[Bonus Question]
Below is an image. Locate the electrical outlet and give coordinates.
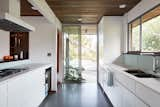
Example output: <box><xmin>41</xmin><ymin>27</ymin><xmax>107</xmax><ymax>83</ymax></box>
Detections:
<box><xmin>47</xmin><ymin>53</ymin><xmax>52</xmax><ymax>57</ymax></box>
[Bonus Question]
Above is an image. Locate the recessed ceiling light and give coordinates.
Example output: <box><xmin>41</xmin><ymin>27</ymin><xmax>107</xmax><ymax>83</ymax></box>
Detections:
<box><xmin>31</xmin><ymin>6</ymin><xmax>38</xmax><ymax>10</ymax></box>
<box><xmin>78</xmin><ymin>18</ymin><xmax>82</xmax><ymax>22</ymax></box>
<box><xmin>119</xmin><ymin>4</ymin><xmax>127</xmax><ymax>9</ymax></box>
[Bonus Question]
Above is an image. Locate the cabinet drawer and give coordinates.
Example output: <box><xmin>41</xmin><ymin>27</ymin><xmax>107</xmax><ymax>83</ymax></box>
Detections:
<box><xmin>135</xmin><ymin>97</ymin><xmax>149</xmax><ymax>107</ymax></box>
<box><xmin>115</xmin><ymin>72</ymin><xmax>136</xmax><ymax>93</ymax></box>
<box><xmin>122</xmin><ymin>82</ymin><xmax>148</xmax><ymax>107</ymax></box>
<box><xmin>136</xmin><ymin>83</ymin><xmax>160</xmax><ymax>107</ymax></box>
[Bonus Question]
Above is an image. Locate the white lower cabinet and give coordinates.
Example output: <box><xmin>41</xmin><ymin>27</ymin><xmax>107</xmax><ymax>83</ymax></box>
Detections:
<box><xmin>103</xmin><ymin>72</ymin><xmax>123</xmax><ymax>107</ymax></box>
<box><xmin>8</xmin><ymin>68</ymin><xmax>46</xmax><ymax>107</ymax></box>
<box><xmin>100</xmin><ymin>66</ymin><xmax>149</xmax><ymax>107</ymax></box>
<box><xmin>109</xmin><ymin>80</ymin><xmax>123</xmax><ymax>107</ymax></box>
<box><xmin>31</xmin><ymin>68</ymin><xmax>46</xmax><ymax>107</ymax></box>
<box><xmin>122</xmin><ymin>82</ymin><xmax>148</xmax><ymax>107</ymax></box>
<box><xmin>135</xmin><ymin>96</ymin><xmax>149</xmax><ymax>107</ymax></box>
<box><xmin>8</xmin><ymin>75</ymin><xmax>27</xmax><ymax>107</ymax></box>
<box><xmin>0</xmin><ymin>81</ymin><xmax>7</xmax><ymax>107</ymax></box>
<box><xmin>136</xmin><ymin>82</ymin><xmax>160</xmax><ymax>107</ymax></box>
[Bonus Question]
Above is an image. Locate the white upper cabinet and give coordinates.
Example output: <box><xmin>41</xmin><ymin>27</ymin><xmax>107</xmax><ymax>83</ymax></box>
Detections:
<box><xmin>98</xmin><ymin>16</ymin><xmax>123</xmax><ymax>64</ymax></box>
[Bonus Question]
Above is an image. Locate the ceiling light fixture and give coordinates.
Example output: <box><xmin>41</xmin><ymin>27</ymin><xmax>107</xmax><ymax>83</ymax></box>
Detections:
<box><xmin>119</xmin><ymin>4</ymin><xmax>127</xmax><ymax>9</ymax></box>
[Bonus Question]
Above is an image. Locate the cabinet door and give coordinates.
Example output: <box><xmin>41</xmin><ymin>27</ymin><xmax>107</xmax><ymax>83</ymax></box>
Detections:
<box><xmin>103</xmin><ymin>77</ymin><xmax>123</xmax><ymax>107</ymax></box>
<box><xmin>123</xmin><ymin>87</ymin><xmax>135</xmax><ymax>107</ymax></box>
<box><xmin>123</xmin><ymin>84</ymin><xmax>149</xmax><ymax>107</ymax></box>
<box><xmin>0</xmin><ymin>82</ymin><xmax>7</xmax><ymax>107</ymax></box>
<box><xmin>135</xmin><ymin>97</ymin><xmax>149</xmax><ymax>107</ymax></box>
<box><xmin>31</xmin><ymin>68</ymin><xmax>45</xmax><ymax>106</ymax></box>
<box><xmin>136</xmin><ymin>82</ymin><xmax>159</xmax><ymax>107</ymax></box>
<box><xmin>8</xmin><ymin>75</ymin><xmax>28</xmax><ymax>107</ymax></box>
<box><xmin>7</xmin><ymin>68</ymin><xmax>46</xmax><ymax>107</ymax></box>
<box><xmin>113</xmin><ymin>80</ymin><xmax>123</xmax><ymax>107</ymax></box>
<box><xmin>8</xmin><ymin>69</ymin><xmax>46</xmax><ymax>107</ymax></box>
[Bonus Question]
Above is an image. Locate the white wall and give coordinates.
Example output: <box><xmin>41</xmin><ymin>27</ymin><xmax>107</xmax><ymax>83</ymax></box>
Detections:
<box><xmin>122</xmin><ymin>0</ymin><xmax>160</xmax><ymax>52</ymax></box>
<box><xmin>22</xmin><ymin>17</ymin><xmax>58</xmax><ymax>65</ymax></box>
<box><xmin>98</xmin><ymin>16</ymin><xmax>123</xmax><ymax>64</ymax></box>
<box><xmin>0</xmin><ymin>16</ymin><xmax>61</xmax><ymax>65</ymax></box>
<box><xmin>0</xmin><ymin>30</ymin><xmax>9</xmax><ymax>59</ymax></box>
<box><xmin>23</xmin><ymin>17</ymin><xmax>64</xmax><ymax>85</ymax></box>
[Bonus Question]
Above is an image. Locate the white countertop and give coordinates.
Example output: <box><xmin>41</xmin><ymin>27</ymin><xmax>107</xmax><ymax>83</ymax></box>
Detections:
<box><xmin>0</xmin><ymin>63</ymin><xmax>53</xmax><ymax>82</ymax></box>
<box><xmin>107</xmin><ymin>63</ymin><xmax>160</xmax><ymax>95</ymax></box>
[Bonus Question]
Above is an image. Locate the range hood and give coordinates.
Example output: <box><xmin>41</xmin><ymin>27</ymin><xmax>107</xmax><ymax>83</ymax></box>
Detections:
<box><xmin>0</xmin><ymin>0</ymin><xmax>35</xmax><ymax>32</ymax></box>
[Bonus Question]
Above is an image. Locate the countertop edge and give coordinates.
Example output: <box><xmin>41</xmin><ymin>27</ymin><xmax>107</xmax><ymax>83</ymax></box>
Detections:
<box><xmin>0</xmin><ymin>63</ymin><xmax>53</xmax><ymax>83</ymax></box>
<box><xmin>105</xmin><ymin>63</ymin><xmax>160</xmax><ymax>95</ymax></box>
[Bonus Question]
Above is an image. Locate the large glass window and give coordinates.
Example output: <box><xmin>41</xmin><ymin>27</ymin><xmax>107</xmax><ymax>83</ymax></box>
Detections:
<box><xmin>129</xmin><ymin>19</ymin><xmax>141</xmax><ymax>51</ymax></box>
<box><xmin>128</xmin><ymin>5</ymin><xmax>160</xmax><ymax>53</ymax></box>
<box><xmin>142</xmin><ymin>6</ymin><xmax>160</xmax><ymax>52</ymax></box>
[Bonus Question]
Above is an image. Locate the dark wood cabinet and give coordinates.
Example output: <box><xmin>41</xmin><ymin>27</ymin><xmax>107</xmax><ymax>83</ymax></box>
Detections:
<box><xmin>10</xmin><ymin>32</ymin><xmax>29</xmax><ymax>60</ymax></box>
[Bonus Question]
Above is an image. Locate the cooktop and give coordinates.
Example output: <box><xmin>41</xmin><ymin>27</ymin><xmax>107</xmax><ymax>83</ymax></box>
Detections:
<box><xmin>0</xmin><ymin>68</ymin><xmax>28</xmax><ymax>78</ymax></box>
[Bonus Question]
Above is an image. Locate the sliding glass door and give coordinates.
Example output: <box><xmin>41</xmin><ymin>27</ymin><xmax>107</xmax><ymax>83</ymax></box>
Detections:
<box><xmin>63</xmin><ymin>25</ymin><xmax>82</xmax><ymax>81</ymax></box>
<box><xmin>81</xmin><ymin>25</ymin><xmax>97</xmax><ymax>82</ymax></box>
<box><xmin>63</xmin><ymin>25</ymin><xmax>97</xmax><ymax>82</ymax></box>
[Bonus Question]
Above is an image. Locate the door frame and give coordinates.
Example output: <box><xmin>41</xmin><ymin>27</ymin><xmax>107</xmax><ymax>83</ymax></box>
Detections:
<box><xmin>62</xmin><ymin>24</ymin><xmax>98</xmax><ymax>82</ymax></box>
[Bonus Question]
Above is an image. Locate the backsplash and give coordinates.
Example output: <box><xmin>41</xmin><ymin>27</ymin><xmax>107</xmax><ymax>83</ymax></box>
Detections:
<box><xmin>123</xmin><ymin>54</ymin><xmax>160</xmax><ymax>74</ymax></box>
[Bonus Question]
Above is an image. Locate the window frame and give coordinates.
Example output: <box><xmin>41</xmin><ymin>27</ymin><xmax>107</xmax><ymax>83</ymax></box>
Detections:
<box><xmin>127</xmin><ymin>4</ymin><xmax>160</xmax><ymax>54</ymax></box>
<box><xmin>128</xmin><ymin>18</ymin><xmax>141</xmax><ymax>52</ymax></box>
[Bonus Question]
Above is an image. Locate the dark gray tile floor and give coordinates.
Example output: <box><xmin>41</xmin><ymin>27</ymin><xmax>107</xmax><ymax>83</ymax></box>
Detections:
<box><xmin>39</xmin><ymin>83</ymin><xmax>113</xmax><ymax>107</ymax></box>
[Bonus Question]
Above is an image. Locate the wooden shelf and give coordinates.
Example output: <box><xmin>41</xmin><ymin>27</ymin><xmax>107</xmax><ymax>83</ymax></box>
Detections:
<box><xmin>10</xmin><ymin>32</ymin><xmax>29</xmax><ymax>60</ymax></box>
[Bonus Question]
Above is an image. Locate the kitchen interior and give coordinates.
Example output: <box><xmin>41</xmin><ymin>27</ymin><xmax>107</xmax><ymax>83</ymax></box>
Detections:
<box><xmin>0</xmin><ymin>0</ymin><xmax>160</xmax><ymax>107</ymax></box>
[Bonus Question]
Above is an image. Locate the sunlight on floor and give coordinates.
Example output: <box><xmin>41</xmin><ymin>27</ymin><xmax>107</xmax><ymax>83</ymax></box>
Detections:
<box><xmin>82</xmin><ymin>70</ymin><xmax>97</xmax><ymax>83</ymax></box>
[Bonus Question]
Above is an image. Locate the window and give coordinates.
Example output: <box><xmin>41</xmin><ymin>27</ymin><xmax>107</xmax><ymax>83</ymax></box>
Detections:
<box><xmin>128</xmin><ymin>5</ymin><xmax>160</xmax><ymax>53</ymax></box>
<box><xmin>142</xmin><ymin>6</ymin><xmax>160</xmax><ymax>52</ymax></box>
<box><xmin>129</xmin><ymin>19</ymin><xmax>141</xmax><ymax>51</ymax></box>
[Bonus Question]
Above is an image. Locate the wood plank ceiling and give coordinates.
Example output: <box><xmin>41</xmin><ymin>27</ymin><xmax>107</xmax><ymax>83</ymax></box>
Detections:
<box><xmin>21</xmin><ymin>0</ymin><xmax>141</xmax><ymax>24</ymax></box>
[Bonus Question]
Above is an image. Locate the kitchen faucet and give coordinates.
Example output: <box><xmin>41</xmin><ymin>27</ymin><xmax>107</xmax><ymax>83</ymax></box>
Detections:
<box><xmin>153</xmin><ymin>56</ymin><xmax>160</xmax><ymax>73</ymax></box>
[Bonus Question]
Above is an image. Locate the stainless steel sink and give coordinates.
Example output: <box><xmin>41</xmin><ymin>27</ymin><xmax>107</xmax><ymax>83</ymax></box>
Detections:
<box><xmin>125</xmin><ymin>69</ymin><xmax>145</xmax><ymax>74</ymax></box>
<box><xmin>125</xmin><ymin>69</ymin><xmax>159</xmax><ymax>78</ymax></box>
<box><xmin>134</xmin><ymin>73</ymin><xmax>159</xmax><ymax>78</ymax></box>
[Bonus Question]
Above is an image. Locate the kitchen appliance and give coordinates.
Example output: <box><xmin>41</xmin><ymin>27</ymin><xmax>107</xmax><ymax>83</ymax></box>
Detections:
<box><xmin>45</xmin><ymin>67</ymin><xmax>51</xmax><ymax>96</ymax></box>
<box><xmin>0</xmin><ymin>68</ymin><xmax>28</xmax><ymax>78</ymax></box>
<box><xmin>0</xmin><ymin>0</ymin><xmax>35</xmax><ymax>32</ymax></box>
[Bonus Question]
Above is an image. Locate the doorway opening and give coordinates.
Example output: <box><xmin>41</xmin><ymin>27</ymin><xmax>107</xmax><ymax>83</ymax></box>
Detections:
<box><xmin>63</xmin><ymin>25</ymin><xmax>97</xmax><ymax>83</ymax></box>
